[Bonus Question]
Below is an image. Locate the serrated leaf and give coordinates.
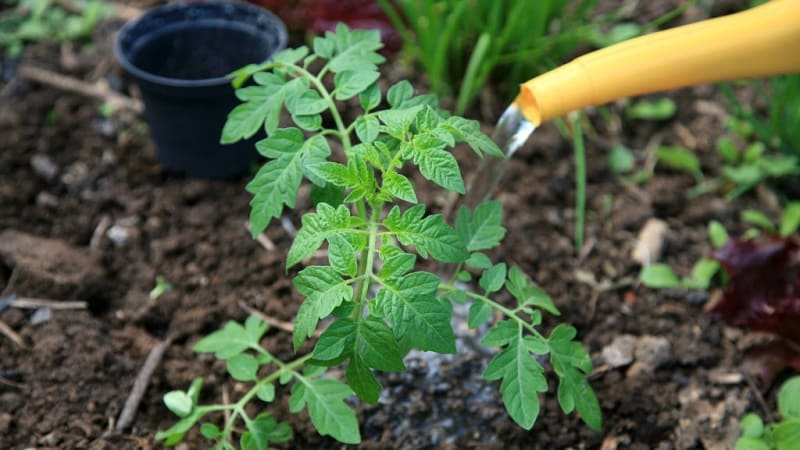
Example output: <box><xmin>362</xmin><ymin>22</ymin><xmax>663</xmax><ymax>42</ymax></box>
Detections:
<box><xmin>480</xmin><ymin>263</ymin><xmax>507</xmax><ymax>293</ymax></box>
<box><xmin>377</xmin><ymin>106</ymin><xmax>422</xmax><ymax>139</ymax></box>
<box><xmin>273</xmin><ymin>46</ymin><xmax>309</xmax><ymax>65</ymax></box>
<box><xmin>374</xmin><ymin>271</ymin><xmax>456</xmax><ymax>353</ymax></box>
<box><xmin>287</xmin><ymin>203</ymin><xmax>357</xmax><ymax>267</ymax></box>
<box><xmin>285</xmin><ymin>89</ymin><xmax>328</xmax><ymax>116</ymax></box>
<box><xmin>293</xmin><ymin>266</ymin><xmax>353</xmax><ymax>350</ymax></box>
<box><xmin>360</xmin><ymin>316</ymin><xmax>405</xmax><ymax>371</ymax></box>
<box><xmin>442</xmin><ymin>116</ymin><xmax>503</xmax><ymax>157</ymax></box>
<box><xmin>227</xmin><ymin>354</ymin><xmax>259</xmax><ymax>381</ymax></box>
<box><xmin>359</xmin><ymin>83</ymin><xmax>381</xmax><ymax>111</ymax></box>
<box><xmin>640</xmin><ymin>263</ymin><xmax>681</xmax><ymax>289</ymax></box>
<box><xmin>289</xmin><ymin>378</ymin><xmax>360</xmax><ymax>444</ymax></box>
<box><xmin>456</xmin><ymin>201</ymin><xmax>506</xmax><ymax>252</ymax></box>
<box><xmin>483</xmin><ymin>339</ymin><xmax>547</xmax><ymax>429</ymax></box>
<box><xmin>194</xmin><ymin>321</ymin><xmax>253</xmax><ymax>359</ymax></box>
<box><xmin>383</xmin><ymin>171</ymin><xmax>417</xmax><ymax>203</ymax></box>
<box><xmin>506</xmin><ymin>266</ymin><xmax>559</xmax><ymax>315</ymax></box>
<box><xmin>355</xmin><ymin>115</ymin><xmax>380</xmax><ymax>144</ymax></box>
<box><xmin>468</xmin><ymin>301</ymin><xmax>492</xmax><ymax>329</ymax></box>
<box><xmin>346</xmin><ymin>355</ymin><xmax>381</xmax><ymax>404</ymax></box>
<box><xmin>242</xmin><ymin>413</ymin><xmax>292</xmax><ymax>450</ymax></box>
<box><xmin>292</xmin><ymin>113</ymin><xmax>323</xmax><ymax>131</ymax></box>
<box><xmin>313</xmin><ymin>35</ymin><xmax>335</xmax><ymax>58</ymax></box>
<box><xmin>413</xmin><ymin>146</ymin><xmax>465</xmax><ymax>193</ymax></box>
<box><xmin>328</xmin><ymin>234</ymin><xmax>357</xmax><ymax>276</ymax></box>
<box><xmin>313</xmin><ymin>318</ymin><xmax>357</xmax><ymax>361</ymax></box>
<box><xmin>256</xmin><ymin>384</ymin><xmax>276</xmax><ymax>402</ymax></box>
<box><xmin>334</xmin><ymin>70</ymin><xmax>380</xmax><ymax>100</ymax></box>
<box><xmin>481</xmin><ymin>320</ymin><xmax>518</xmax><ymax>347</ymax></box>
<box><xmin>163</xmin><ymin>391</ymin><xmax>193</xmax><ymax>418</ymax></box>
<box><xmin>378</xmin><ymin>247</ymin><xmax>416</xmax><ymax>280</ymax></box>
<box><xmin>244</xmin><ymin>315</ymin><xmax>269</xmax><ymax>345</ymax></box>
<box><xmin>383</xmin><ymin>205</ymin><xmax>468</xmax><ymax>263</ymax></box>
<box><xmin>549</xmin><ymin>325</ymin><xmax>601</xmax><ymax>431</ymax></box>
<box><xmin>465</xmin><ymin>252</ymin><xmax>493</xmax><ymax>269</ymax></box>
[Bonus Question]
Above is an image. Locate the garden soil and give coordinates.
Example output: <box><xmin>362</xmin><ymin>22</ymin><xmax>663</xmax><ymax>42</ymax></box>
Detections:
<box><xmin>0</xmin><ymin>2</ymin><xmax>793</xmax><ymax>449</ymax></box>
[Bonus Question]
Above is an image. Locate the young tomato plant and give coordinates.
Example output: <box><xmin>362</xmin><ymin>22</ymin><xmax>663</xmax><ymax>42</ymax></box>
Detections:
<box><xmin>156</xmin><ymin>24</ymin><xmax>600</xmax><ymax>448</ymax></box>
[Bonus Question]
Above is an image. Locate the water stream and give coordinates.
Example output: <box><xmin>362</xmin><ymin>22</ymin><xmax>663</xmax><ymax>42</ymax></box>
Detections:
<box><xmin>462</xmin><ymin>104</ymin><xmax>535</xmax><ymax>208</ymax></box>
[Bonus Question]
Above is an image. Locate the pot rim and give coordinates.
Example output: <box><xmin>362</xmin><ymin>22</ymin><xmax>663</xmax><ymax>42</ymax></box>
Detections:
<box><xmin>113</xmin><ymin>0</ymin><xmax>287</xmax><ymax>89</ymax></box>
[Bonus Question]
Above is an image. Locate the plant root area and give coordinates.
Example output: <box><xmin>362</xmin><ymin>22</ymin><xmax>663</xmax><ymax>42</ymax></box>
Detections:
<box><xmin>0</xmin><ymin>2</ymin><xmax>793</xmax><ymax>449</ymax></box>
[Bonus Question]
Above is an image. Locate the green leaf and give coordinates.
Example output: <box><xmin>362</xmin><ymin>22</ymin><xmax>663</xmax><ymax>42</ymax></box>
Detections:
<box><xmin>382</xmin><ymin>171</ymin><xmax>417</xmax><ymax>203</ymax></box>
<box><xmin>328</xmin><ymin>234</ymin><xmax>357</xmax><ymax>276</ymax></box>
<box><xmin>359</xmin><ymin>316</ymin><xmax>405</xmax><ymax>371</ymax></box>
<box><xmin>378</xmin><ymin>247</ymin><xmax>416</xmax><ymax>280</ymax></box>
<box><xmin>313</xmin><ymin>318</ymin><xmax>357</xmax><ymax>362</ymax></box>
<box><xmin>456</xmin><ymin>201</ymin><xmax>506</xmax><ymax>252</ymax></box>
<box><xmin>741</xmin><ymin>209</ymin><xmax>775</xmax><ymax>233</ymax></box>
<box><xmin>465</xmin><ymin>252</ymin><xmax>493</xmax><ymax>269</ymax></box>
<box><xmin>386</xmin><ymin>80</ymin><xmax>414</xmax><ymax>108</ymax></box>
<box><xmin>288</xmin><ymin>203</ymin><xmax>358</xmax><ymax>267</ymax></box>
<box><xmin>200</xmin><ymin>422</ymin><xmax>221</xmax><ymax>440</ymax></box>
<box><xmin>285</xmin><ymin>89</ymin><xmax>328</xmax><ymax>116</ymax></box>
<box><xmin>414</xmin><ymin>146</ymin><xmax>465</xmax><ymax>193</ymax></box>
<box><xmin>346</xmin><ymin>355</ymin><xmax>382</xmax><ymax>404</ymax></box>
<box><xmin>734</xmin><ymin>437</ymin><xmax>771</xmax><ymax>450</ymax></box>
<box><xmin>273</xmin><ymin>46</ymin><xmax>309</xmax><ymax>66</ymax></box>
<box><xmin>780</xmin><ymin>202</ymin><xmax>800</xmax><ymax>237</ymax></box>
<box><xmin>481</xmin><ymin>320</ymin><xmax>519</xmax><ymax>347</ymax></box>
<box><xmin>293</xmin><ymin>266</ymin><xmax>353</xmax><ymax>350</ymax></box>
<box><xmin>708</xmin><ymin>220</ymin><xmax>729</xmax><ymax>248</ymax></box>
<box><xmin>626</xmin><ymin>97</ymin><xmax>676</xmax><ymax>121</ymax></box>
<box><xmin>194</xmin><ymin>321</ymin><xmax>254</xmax><ymax>359</ymax></box>
<box><xmin>684</xmin><ymin>258</ymin><xmax>720</xmax><ymax>290</ymax></box>
<box><xmin>355</xmin><ymin>115</ymin><xmax>380</xmax><ymax>144</ymax></box>
<box><xmin>483</xmin><ymin>338</ymin><xmax>547</xmax><ymax>429</ymax></box>
<box><xmin>377</xmin><ymin>106</ymin><xmax>422</xmax><ymax>139</ymax></box>
<box><xmin>374</xmin><ymin>271</ymin><xmax>456</xmax><ymax>353</ymax></box>
<box><xmin>313</xmin><ymin>35</ymin><xmax>335</xmax><ymax>58</ymax></box>
<box><xmin>242</xmin><ymin>413</ymin><xmax>293</xmax><ymax>450</ymax></box>
<box><xmin>608</xmin><ymin>145</ymin><xmax>635</xmax><ymax>174</ymax></box>
<box><xmin>163</xmin><ymin>391</ymin><xmax>193</xmax><ymax>418</ymax></box>
<box><xmin>656</xmin><ymin>146</ymin><xmax>701</xmax><ymax>176</ymax></box>
<box><xmin>506</xmin><ymin>266</ymin><xmax>559</xmax><ymax>316</ymax></box>
<box><xmin>549</xmin><ymin>324</ymin><xmax>601</xmax><ymax>431</ymax></box>
<box><xmin>779</xmin><ymin>377</ymin><xmax>800</xmax><ymax>419</ymax></box>
<box><xmin>716</xmin><ymin>136</ymin><xmax>740</xmax><ymax>164</ymax></box>
<box><xmin>479</xmin><ymin>263</ymin><xmax>507</xmax><ymax>294</ymax></box>
<box><xmin>739</xmin><ymin>413</ymin><xmax>765</xmax><ymax>438</ymax></box>
<box><xmin>244</xmin><ymin>315</ymin><xmax>269</xmax><ymax>344</ymax></box>
<box><xmin>222</xmin><ymin>77</ymin><xmax>304</xmax><ymax>143</ymax></box>
<box><xmin>772</xmin><ymin>419</ymin><xmax>800</xmax><ymax>450</ymax></box>
<box><xmin>247</xmin><ymin>130</ymin><xmax>331</xmax><ymax>236</ymax></box>
<box><xmin>256</xmin><ymin>384</ymin><xmax>276</xmax><ymax>403</ymax></box>
<box><xmin>383</xmin><ymin>205</ymin><xmax>468</xmax><ymax>263</ymax></box>
<box><xmin>359</xmin><ymin>83</ymin><xmax>381</xmax><ymax>111</ymax></box>
<box><xmin>640</xmin><ymin>263</ymin><xmax>681</xmax><ymax>289</ymax></box>
<box><xmin>468</xmin><ymin>301</ymin><xmax>493</xmax><ymax>329</ymax></box>
<box><xmin>155</xmin><ymin>409</ymin><xmax>204</xmax><ymax>445</ymax></box>
<box><xmin>442</xmin><ymin>116</ymin><xmax>503</xmax><ymax>157</ymax></box>
<box><xmin>289</xmin><ymin>377</ymin><xmax>360</xmax><ymax>444</ymax></box>
<box><xmin>327</xmin><ymin>25</ymin><xmax>384</xmax><ymax>74</ymax></box>
<box><xmin>227</xmin><ymin>354</ymin><xmax>259</xmax><ymax>382</ymax></box>
<box><xmin>334</xmin><ymin>70</ymin><xmax>380</xmax><ymax>100</ymax></box>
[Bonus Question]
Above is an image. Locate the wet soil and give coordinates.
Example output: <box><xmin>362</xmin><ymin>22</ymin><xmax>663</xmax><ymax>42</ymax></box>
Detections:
<box><xmin>0</xmin><ymin>3</ymin><xmax>790</xmax><ymax>449</ymax></box>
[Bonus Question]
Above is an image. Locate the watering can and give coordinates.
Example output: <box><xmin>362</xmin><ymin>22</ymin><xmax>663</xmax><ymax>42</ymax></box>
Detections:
<box><xmin>515</xmin><ymin>0</ymin><xmax>800</xmax><ymax>126</ymax></box>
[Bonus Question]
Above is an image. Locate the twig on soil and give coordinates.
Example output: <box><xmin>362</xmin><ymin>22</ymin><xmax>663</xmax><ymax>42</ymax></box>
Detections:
<box><xmin>18</xmin><ymin>65</ymin><xmax>144</xmax><ymax>113</ymax></box>
<box><xmin>0</xmin><ymin>375</ymin><xmax>25</xmax><ymax>389</ymax></box>
<box><xmin>244</xmin><ymin>221</ymin><xmax>276</xmax><ymax>251</ymax></box>
<box><xmin>115</xmin><ymin>339</ymin><xmax>170</xmax><ymax>431</ymax></box>
<box><xmin>0</xmin><ymin>319</ymin><xmax>26</xmax><ymax>348</ymax></box>
<box><xmin>89</xmin><ymin>215</ymin><xmax>112</xmax><ymax>252</ymax></box>
<box><xmin>743</xmin><ymin>372</ymin><xmax>775</xmax><ymax>423</ymax></box>
<box><xmin>1</xmin><ymin>268</ymin><xmax>19</xmax><ymax>298</ymax></box>
<box><xmin>10</xmin><ymin>297</ymin><xmax>87</xmax><ymax>310</ymax></box>
<box><xmin>238</xmin><ymin>301</ymin><xmax>312</xmax><ymax>336</ymax></box>
<box><xmin>222</xmin><ymin>385</ymin><xmax>232</xmax><ymax>442</ymax></box>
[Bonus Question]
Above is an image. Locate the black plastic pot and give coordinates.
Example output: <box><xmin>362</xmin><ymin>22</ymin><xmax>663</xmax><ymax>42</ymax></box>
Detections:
<box><xmin>114</xmin><ymin>1</ymin><xmax>286</xmax><ymax>179</ymax></box>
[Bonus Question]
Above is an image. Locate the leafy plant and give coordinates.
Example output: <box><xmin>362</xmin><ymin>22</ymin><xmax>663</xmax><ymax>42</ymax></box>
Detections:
<box><xmin>156</xmin><ymin>24</ymin><xmax>600</xmax><ymax>448</ymax></box>
<box><xmin>735</xmin><ymin>376</ymin><xmax>800</xmax><ymax>450</ymax></box>
<box><xmin>0</xmin><ymin>0</ymin><xmax>110</xmax><ymax>57</ymax></box>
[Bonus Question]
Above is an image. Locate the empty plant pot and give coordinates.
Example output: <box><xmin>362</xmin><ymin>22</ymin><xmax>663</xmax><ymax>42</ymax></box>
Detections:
<box><xmin>114</xmin><ymin>1</ymin><xmax>287</xmax><ymax>179</ymax></box>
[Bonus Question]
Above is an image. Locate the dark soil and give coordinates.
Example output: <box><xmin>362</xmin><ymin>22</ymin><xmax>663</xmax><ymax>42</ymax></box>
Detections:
<box><xmin>0</xmin><ymin>2</ymin><xmax>788</xmax><ymax>449</ymax></box>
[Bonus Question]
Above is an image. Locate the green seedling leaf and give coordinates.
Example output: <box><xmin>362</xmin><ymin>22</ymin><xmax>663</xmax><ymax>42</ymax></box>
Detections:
<box><xmin>741</xmin><ymin>209</ymin><xmax>775</xmax><ymax>233</ymax></box>
<box><xmin>479</xmin><ymin>263</ymin><xmax>507</xmax><ymax>294</ymax></box>
<box><xmin>378</xmin><ymin>247</ymin><xmax>416</xmax><ymax>280</ymax></box>
<box><xmin>716</xmin><ymin>136</ymin><xmax>739</xmax><ymax>164</ymax></box>
<box><xmin>194</xmin><ymin>321</ymin><xmax>254</xmax><ymax>359</ymax></box>
<box><xmin>413</xmin><ymin>146</ymin><xmax>465</xmax><ymax>193</ymax></box>
<box><xmin>626</xmin><ymin>97</ymin><xmax>676</xmax><ymax>121</ymax></box>
<box><xmin>506</xmin><ymin>266</ymin><xmax>559</xmax><ymax>315</ymax></box>
<box><xmin>441</xmin><ymin>116</ymin><xmax>503</xmax><ymax>157</ymax></box>
<box><xmin>200</xmin><ymin>422</ymin><xmax>222</xmax><ymax>440</ymax></box>
<box><xmin>772</xmin><ymin>420</ymin><xmax>800</xmax><ymax>450</ymax></box>
<box><xmin>244</xmin><ymin>315</ymin><xmax>270</xmax><ymax>345</ymax></box>
<box><xmin>359</xmin><ymin>83</ymin><xmax>381</xmax><ymax>111</ymax></box>
<box><xmin>386</xmin><ymin>80</ymin><xmax>414</xmax><ymax>108</ymax></box>
<box><xmin>780</xmin><ymin>202</ymin><xmax>800</xmax><ymax>237</ymax></box>
<box><xmin>779</xmin><ymin>376</ymin><xmax>800</xmax><ymax>419</ymax></box>
<box><xmin>684</xmin><ymin>258</ymin><xmax>720</xmax><ymax>290</ymax></box>
<box><xmin>739</xmin><ymin>413</ymin><xmax>765</xmax><ymax>438</ymax></box>
<box><xmin>608</xmin><ymin>145</ymin><xmax>635</xmax><ymax>174</ymax></box>
<box><xmin>156</xmin><ymin>408</ymin><xmax>205</xmax><ymax>445</ymax></box>
<box><xmin>384</xmin><ymin>205</ymin><xmax>469</xmax><ymax>263</ymax></box>
<box><xmin>149</xmin><ymin>275</ymin><xmax>172</xmax><ymax>299</ymax></box>
<box><xmin>328</xmin><ymin>234</ymin><xmax>358</xmax><ymax>276</ymax></box>
<box><xmin>374</xmin><ymin>271</ymin><xmax>456</xmax><ymax>353</ymax></box>
<box><xmin>359</xmin><ymin>316</ymin><xmax>405</xmax><ymax>371</ymax></box>
<box><xmin>549</xmin><ymin>324</ymin><xmax>601</xmax><ymax>431</ymax></box>
<box><xmin>640</xmin><ymin>263</ymin><xmax>681</xmax><ymax>289</ymax></box>
<box><xmin>256</xmin><ymin>384</ymin><xmax>276</xmax><ymax>403</ymax></box>
<box><xmin>655</xmin><ymin>146</ymin><xmax>701</xmax><ymax>177</ymax></box>
<box><xmin>313</xmin><ymin>318</ymin><xmax>357</xmax><ymax>361</ymax></box>
<box><xmin>382</xmin><ymin>170</ymin><xmax>417</xmax><ymax>203</ymax></box>
<box><xmin>455</xmin><ymin>201</ymin><xmax>506</xmax><ymax>252</ymax></box>
<box><xmin>708</xmin><ymin>220</ymin><xmax>729</xmax><ymax>249</ymax></box>
<box><xmin>468</xmin><ymin>301</ymin><xmax>493</xmax><ymax>329</ymax></box>
<box><xmin>355</xmin><ymin>115</ymin><xmax>380</xmax><ymax>143</ymax></box>
<box><xmin>346</xmin><ymin>355</ymin><xmax>382</xmax><ymax>404</ymax></box>
<box><xmin>465</xmin><ymin>252</ymin><xmax>493</xmax><ymax>269</ymax></box>
<box><xmin>293</xmin><ymin>266</ymin><xmax>353</xmax><ymax>350</ymax></box>
<box><xmin>481</xmin><ymin>320</ymin><xmax>519</xmax><ymax>347</ymax></box>
<box><xmin>742</xmin><ymin>141</ymin><xmax>766</xmax><ymax>163</ymax></box>
<box><xmin>163</xmin><ymin>390</ymin><xmax>193</xmax><ymax>418</ymax></box>
<box><xmin>591</xmin><ymin>22</ymin><xmax>641</xmax><ymax>46</ymax></box>
<box><xmin>483</xmin><ymin>337</ymin><xmax>547</xmax><ymax>429</ymax></box>
<box><xmin>334</xmin><ymin>70</ymin><xmax>380</xmax><ymax>100</ymax></box>
<box><xmin>734</xmin><ymin>437</ymin><xmax>771</xmax><ymax>450</ymax></box>
<box><xmin>241</xmin><ymin>413</ymin><xmax>293</xmax><ymax>450</ymax></box>
<box><xmin>273</xmin><ymin>46</ymin><xmax>309</xmax><ymax>66</ymax></box>
<box><xmin>227</xmin><ymin>354</ymin><xmax>259</xmax><ymax>382</ymax></box>
<box><xmin>288</xmin><ymin>203</ymin><xmax>358</xmax><ymax>267</ymax></box>
<box><xmin>289</xmin><ymin>378</ymin><xmax>360</xmax><ymax>444</ymax></box>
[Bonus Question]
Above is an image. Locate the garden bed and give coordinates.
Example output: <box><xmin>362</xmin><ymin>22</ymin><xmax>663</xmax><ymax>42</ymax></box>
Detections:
<box><xmin>0</xmin><ymin>2</ymin><xmax>790</xmax><ymax>449</ymax></box>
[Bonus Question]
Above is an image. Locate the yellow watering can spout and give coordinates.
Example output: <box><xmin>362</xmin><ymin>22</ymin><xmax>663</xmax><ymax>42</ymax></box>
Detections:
<box><xmin>516</xmin><ymin>0</ymin><xmax>800</xmax><ymax>126</ymax></box>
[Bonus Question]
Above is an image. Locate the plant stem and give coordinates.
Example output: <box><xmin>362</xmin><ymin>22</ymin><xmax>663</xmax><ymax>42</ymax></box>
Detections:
<box><xmin>571</xmin><ymin>113</ymin><xmax>586</xmax><ymax>253</ymax></box>
<box><xmin>353</xmin><ymin>205</ymin><xmax>382</xmax><ymax>321</ymax></box>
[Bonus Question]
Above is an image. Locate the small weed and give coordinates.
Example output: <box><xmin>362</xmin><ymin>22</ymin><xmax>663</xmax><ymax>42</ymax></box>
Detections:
<box><xmin>735</xmin><ymin>376</ymin><xmax>800</xmax><ymax>450</ymax></box>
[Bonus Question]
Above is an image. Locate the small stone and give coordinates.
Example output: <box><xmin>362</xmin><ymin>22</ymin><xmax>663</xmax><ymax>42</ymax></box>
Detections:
<box><xmin>61</xmin><ymin>161</ymin><xmax>89</xmax><ymax>189</ymax></box>
<box><xmin>635</xmin><ymin>335</ymin><xmax>672</xmax><ymax>368</ymax></box>
<box><xmin>601</xmin><ymin>334</ymin><xmax>637</xmax><ymax>368</ymax></box>
<box><xmin>29</xmin><ymin>307</ymin><xmax>52</xmax><ymax>326</ymax></box>
<box><xmin>35</xmin><ymin>191</ymin><xmax>59</xmax><ymax>208</ymax></box>
<box><xmin>106</xmin><ymin>225</ymin><xmax>129</xmax><ymax>247</ymax></box>
<box><xmin>31</xmin><ymin>154</ymin><xmax>57</xmax><ymax>181</ymax></box>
